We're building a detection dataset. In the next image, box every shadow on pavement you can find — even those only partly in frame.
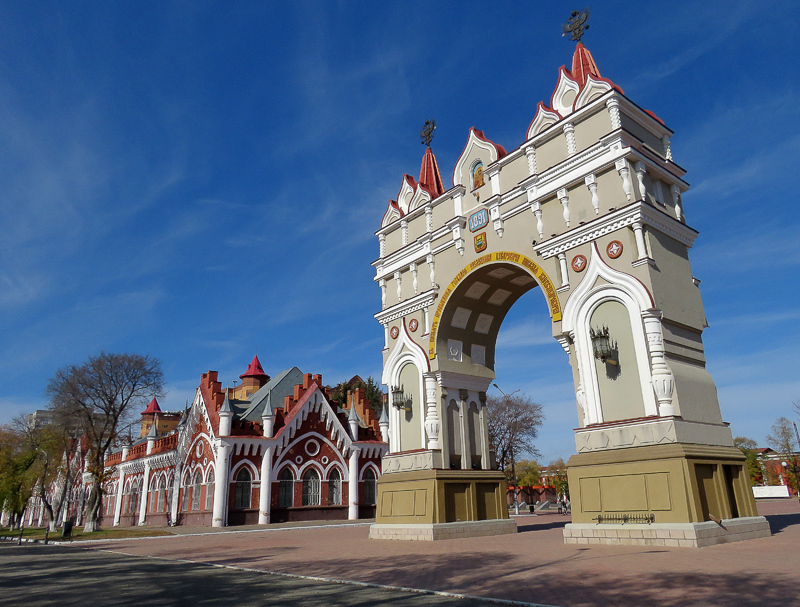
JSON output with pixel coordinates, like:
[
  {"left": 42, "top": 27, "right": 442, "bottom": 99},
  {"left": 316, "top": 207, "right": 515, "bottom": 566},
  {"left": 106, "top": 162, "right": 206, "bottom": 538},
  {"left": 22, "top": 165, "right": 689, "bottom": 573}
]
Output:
[{"left": 765, "top": 512, "right": 800, "bottom": 535}]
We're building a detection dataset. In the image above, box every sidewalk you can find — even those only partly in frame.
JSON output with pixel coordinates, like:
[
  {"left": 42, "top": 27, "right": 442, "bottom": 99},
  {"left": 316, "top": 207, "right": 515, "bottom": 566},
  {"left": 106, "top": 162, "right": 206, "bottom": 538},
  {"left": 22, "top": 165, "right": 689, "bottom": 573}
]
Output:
[{"left": 64, "top": 499, "right": 800, "bottom": 607}]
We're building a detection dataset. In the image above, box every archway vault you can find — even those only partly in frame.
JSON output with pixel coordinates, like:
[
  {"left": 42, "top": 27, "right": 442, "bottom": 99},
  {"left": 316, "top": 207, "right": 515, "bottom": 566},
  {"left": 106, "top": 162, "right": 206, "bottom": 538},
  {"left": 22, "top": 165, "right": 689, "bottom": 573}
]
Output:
[{"left": 428, "top": 251, "right": 561, "bottom": 367}]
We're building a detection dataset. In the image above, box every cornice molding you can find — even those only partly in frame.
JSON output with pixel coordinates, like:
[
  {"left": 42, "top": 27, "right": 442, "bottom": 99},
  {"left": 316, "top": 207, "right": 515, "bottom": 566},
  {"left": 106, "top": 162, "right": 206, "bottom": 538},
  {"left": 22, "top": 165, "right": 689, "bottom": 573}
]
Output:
[
  {"left": 534, "top": 201, "right": 698, "bottom": 259},
  {"left": 374, "top": 288, "right": 438, "bottom": 325}
]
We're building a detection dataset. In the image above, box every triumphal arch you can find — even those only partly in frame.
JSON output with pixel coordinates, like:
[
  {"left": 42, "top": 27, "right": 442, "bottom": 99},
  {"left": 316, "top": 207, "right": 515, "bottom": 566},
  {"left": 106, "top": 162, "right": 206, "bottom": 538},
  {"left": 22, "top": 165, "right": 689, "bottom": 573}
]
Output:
[{"left": 369, "top": 20, "right": 769, "bottom": 546}]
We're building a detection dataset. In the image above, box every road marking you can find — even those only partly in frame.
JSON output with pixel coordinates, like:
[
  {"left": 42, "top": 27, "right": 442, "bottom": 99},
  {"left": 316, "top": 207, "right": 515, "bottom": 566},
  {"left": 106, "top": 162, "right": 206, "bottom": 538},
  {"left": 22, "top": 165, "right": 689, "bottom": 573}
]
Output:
[{"left": 101, "top": 549, "right": 566, "bottom": 607}]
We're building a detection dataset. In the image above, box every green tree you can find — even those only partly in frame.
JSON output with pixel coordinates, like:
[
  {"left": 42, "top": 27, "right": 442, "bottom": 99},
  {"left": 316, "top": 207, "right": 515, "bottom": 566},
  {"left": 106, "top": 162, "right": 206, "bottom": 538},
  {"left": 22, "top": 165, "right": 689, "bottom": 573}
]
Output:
[
  {"left": 547, "top": 458, "right": 569, "bottom": 500},
  {"left": 515, "top": 459, "right": 542, "bottom": 487},
  {"left": 47, "top": 352, "right": 164, "bottom": 532},
  {"left": 0, "top": 424, "right": 39, "bottom": 528},
  {"left": 733, "top": 436, "right": 762, "bottom": 487}
]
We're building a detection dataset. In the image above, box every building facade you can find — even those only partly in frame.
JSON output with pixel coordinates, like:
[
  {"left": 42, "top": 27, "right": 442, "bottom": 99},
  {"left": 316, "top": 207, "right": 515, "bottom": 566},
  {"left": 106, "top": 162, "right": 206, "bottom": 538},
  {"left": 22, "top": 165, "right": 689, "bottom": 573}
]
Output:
[{"left": 18, "top": 357, "right": 388, "bottom": 529}]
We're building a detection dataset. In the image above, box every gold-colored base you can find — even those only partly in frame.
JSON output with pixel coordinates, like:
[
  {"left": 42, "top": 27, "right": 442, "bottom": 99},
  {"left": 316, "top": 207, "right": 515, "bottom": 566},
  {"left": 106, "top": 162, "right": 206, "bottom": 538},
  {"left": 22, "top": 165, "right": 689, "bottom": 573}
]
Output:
[
  {"left": 373, "top": 468, "right": 510, "bottom": 526},
  {"left": 567, "top": 443, "right": 759, "bottom": 525}
]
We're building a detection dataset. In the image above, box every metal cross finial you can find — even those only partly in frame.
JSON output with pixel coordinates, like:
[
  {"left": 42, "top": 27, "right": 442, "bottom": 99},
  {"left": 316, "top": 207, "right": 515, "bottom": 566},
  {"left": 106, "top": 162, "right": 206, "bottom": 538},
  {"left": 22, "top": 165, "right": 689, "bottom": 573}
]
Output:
[
  {"left": 420, "top": 119, "right": 436, "bottom": 147},
  {"left": 562, "top": 8, "right": 590, "bottom": 43}
]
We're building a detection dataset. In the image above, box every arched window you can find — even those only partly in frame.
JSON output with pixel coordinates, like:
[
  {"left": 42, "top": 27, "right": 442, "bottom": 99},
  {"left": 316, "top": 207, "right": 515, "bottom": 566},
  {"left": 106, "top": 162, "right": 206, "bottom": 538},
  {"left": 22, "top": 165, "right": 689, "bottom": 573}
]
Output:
[
  {"left": 181, "top": 473, "right": 190, "bottom": 512},
  {"left": 302, "top": 469, "right": 321, "bottom": 506},
  {"left": 205, "top": 469, "right": 215, "bottom": 511},
  {"left": 328, "top": 469, "right": 342, "bottom": 506},
  {"left": 129, "top": 480, "right": 141, "bottom": 516},
  {"left": 278, "top": 468, "right": 294, "bottom": 508},
  {"left": 192, "top": 470, "right": 203, "bottom": 511},
  {"left": 234, "top": 467, "right": 252, "bottom": 509},
  {"left": 363, "top": 468, "right": 377, "bottom": 505},
  {"left": 158, "top": 475, "right": 167, "bottom": 513},
  {"left": 472, "top": 160, "right": 485, "bottom": 190},
  {"left": 148, "top": 476, "right": 157, "bottom": 513}
]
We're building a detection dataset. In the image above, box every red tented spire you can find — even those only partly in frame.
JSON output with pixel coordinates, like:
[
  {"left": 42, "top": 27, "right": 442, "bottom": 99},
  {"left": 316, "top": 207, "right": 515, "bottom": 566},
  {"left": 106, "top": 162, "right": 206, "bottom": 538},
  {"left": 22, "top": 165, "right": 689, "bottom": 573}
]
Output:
[
  {"left": 419, "top": 147, "right": 445, "bottom": 198},
  {"left": 571, "top": 42, "right": 601, "bottom": 86},
  {"left": 240, "top": 355, "right": 268, "bottom": 380},
  {"left": 141, "top": 397, "right": 162, "bottom": 415}
]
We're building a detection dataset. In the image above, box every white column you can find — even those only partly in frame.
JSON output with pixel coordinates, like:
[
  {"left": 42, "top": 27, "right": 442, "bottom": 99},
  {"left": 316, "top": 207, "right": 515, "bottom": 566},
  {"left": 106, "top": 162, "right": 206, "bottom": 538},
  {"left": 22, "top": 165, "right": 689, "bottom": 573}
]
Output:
[
  {"left": 379, "top": 278, "right": 386, "bottom": 308},
  {"left": 557, "top": 187, "right": 570, "bottom": 228},
  {"left": 212, "top": 442, "right": 230, "bottom": 527},
  {"left": 634, "top": 161, "right": 647, "bottom": 202},
  {"left": 410, "top": 262, "right": 418, "bottom": 294},
  {"left": 525, "top": 145, "right": 537, "bottom": 176},
  {"left": 348, "top": 447, "right": 360, "bottom": 520},
  {"left": 138, "top": 463, "right": 150, "bottom": 526},
  {"left": 400, "top": 219, "right": 408, "bottom": 245},
  {"left": 585, "top": 174, "right": 600, "bottom": 215},
  {"left": 557, "top": 253, "right": 569, "bottom": 288},
  {"left": 113, "top": 468, "right": 125, "bottom": 526},
  {"left": 632, "top": 221, "right": 648, "bottom": 260},
  {"left": 615, "top": 158, "right": 633, "bottom": 201},
  {"left": 378, "top": 233, "right": 386, "bottom": 257},
  {"left": 458, "top": 390, "right": 470, "bottom": 470},
  {"left": 427, "top": 253, "right": 436, "bottom": 288},
  {"left": 606, "top": 97, "right": 621, "bottom": 130},
  {"left": 670, "top": 184, "right": 684, "bottom": 222},
  {"left": 478, "top": 393, "right": 490, "bottom": 469},
  {"left": 258, "top": 446, "right": 274, "bottom": 525},
  {"left": 170, "top": 463, "right": 182, "bottom": 525},
  {"left": 563, "top": 122, "right": 577, "bottom": 156},
  {"left": 423, "top": 374, "right": 440, "bottom": 450},
  {"left": 394, "top": 271, "right": 402, "bottom": 300},
  {"left": 642, "top": 310, "right": 677, "bottom": 417}
]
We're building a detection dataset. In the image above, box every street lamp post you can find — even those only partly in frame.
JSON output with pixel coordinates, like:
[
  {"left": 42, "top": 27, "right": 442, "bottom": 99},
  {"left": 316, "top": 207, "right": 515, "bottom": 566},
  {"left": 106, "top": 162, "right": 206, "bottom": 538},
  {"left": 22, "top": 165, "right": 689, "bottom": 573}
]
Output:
[{"left": 493, "top": 383, "right": 520, "bottom": 515}]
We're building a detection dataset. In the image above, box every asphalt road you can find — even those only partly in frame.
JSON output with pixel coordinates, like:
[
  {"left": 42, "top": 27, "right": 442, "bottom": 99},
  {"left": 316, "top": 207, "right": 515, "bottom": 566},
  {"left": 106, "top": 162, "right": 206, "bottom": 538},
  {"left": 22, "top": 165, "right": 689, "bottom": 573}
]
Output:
[{"left": 0, "top": 544, "right": 543, "bottom": 607}]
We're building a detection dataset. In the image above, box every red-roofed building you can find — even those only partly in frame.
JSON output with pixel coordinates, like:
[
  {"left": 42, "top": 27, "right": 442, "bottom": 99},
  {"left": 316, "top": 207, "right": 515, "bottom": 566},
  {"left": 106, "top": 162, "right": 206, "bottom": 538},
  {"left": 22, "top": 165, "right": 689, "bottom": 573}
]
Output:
[{"left": 83, "top": 356, "right": 389, "bottom": 528}]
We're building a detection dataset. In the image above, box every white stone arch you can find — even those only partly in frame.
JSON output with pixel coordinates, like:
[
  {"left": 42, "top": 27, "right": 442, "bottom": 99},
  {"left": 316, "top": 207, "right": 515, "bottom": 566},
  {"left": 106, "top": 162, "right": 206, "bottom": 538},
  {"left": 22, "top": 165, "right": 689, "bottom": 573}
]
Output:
[
  {"left": 203, "top": 461, "right": 216, "bottom": 483},
  {"left": 273, "top": 460, "right": 300, "bottom": 483},
  {"left": 230, "top": 458, "right": 260, "bottom": 483},
  {"left": 382, "top": 320, "right": 430, "bottom": 453},
  {"left": 562, "top": 243, "right": 656, "bottom": 425},
  {"left": 323, "top": 460, "right": 347, "bottom": 480},
  {"left": 359, "top": 461, "right": 381, "bottom": 481}
]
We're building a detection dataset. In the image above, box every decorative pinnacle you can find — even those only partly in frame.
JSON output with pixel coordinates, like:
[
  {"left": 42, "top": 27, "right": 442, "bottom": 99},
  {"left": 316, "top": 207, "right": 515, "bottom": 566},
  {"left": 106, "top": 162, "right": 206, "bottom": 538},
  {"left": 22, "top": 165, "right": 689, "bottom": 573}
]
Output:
[
  {"left": 420, "top": 119, "right": 436, "bottom": 147},
  {"left": 562, "top": 8, "right": 590, "bottom": 43}
]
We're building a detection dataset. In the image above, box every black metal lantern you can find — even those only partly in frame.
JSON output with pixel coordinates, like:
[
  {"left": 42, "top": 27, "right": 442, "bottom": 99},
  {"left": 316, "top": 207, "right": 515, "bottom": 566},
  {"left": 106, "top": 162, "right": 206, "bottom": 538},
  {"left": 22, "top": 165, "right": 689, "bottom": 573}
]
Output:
[
  {"left": 590, "top": 326, "right": 617, "bottom": 365},
  {"left": 391, "top": 385, "right": 412, "bottom": 411}
]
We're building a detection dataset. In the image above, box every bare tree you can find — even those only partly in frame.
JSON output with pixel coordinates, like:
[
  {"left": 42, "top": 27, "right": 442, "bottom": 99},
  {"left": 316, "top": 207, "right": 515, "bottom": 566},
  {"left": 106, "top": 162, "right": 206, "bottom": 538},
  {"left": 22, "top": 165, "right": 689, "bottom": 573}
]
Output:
[
  {"left": 767, "top": 417, "right": 800, "bottom": 496},
  {"left": 486, "top": 390, "right": 544, "bottom": 513},
  {"left": 46, "top": 352, "right": 164, "bottom": 532}
]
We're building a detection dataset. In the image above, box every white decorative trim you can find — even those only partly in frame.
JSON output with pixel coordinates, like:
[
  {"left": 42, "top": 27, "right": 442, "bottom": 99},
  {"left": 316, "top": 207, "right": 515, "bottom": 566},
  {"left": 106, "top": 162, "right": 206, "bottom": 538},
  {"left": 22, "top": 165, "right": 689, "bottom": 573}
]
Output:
[
  {"left": 375, "top": 288, "right": 438, "bottom": 325},
  {"left": 527, "top": 104, "right": 561, "bottom": 140},
  {"left": 574, "top": 75, "right": 613, "bottom": 111},
  {"left": 562, "top": 243, "right": 656, "bottom": 425},
  {"left": 533, "top": 201, "right": 698, "bottom": 260},
  {"left": 453, "top": 130, "right": 503, "bottom": 190},
  {"left": 551, "top": 68, "right": 581, "bottom": 117}
]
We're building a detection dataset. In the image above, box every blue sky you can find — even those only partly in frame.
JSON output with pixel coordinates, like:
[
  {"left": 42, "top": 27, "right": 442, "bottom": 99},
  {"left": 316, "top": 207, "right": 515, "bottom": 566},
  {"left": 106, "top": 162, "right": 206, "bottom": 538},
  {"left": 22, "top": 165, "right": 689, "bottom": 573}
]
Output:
[{"left": 1, "top": 1, "right": 798, "bottom": 464}]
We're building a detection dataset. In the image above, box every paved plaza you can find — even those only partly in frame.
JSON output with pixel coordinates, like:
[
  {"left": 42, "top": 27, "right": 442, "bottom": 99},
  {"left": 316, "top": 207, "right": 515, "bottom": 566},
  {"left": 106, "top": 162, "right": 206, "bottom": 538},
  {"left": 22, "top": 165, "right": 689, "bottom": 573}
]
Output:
[{"left": 2, "top": 500, "right": 799, "bottom": 607}]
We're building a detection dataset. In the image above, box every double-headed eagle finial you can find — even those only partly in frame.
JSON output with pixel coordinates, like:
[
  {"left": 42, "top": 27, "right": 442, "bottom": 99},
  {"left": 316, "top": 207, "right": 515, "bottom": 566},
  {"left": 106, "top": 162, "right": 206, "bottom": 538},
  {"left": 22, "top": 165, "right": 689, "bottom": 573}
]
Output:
[
  {"left": 420, "top": 119, "right": 436, "bottom": 148},
  {"left": 562, "top": 8, "right": 590, "bottom": 43}
]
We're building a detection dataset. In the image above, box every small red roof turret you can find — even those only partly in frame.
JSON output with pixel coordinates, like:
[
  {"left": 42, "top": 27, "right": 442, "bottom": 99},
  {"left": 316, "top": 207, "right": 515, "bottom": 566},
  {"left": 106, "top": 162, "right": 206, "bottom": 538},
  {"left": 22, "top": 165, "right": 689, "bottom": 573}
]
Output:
[
  {"left": 141, "top": 397, "right": 162, "bottom": 415},
  {"left": 570, "top": 42, "right": 601, "bottom": 87},
  {"left": 418, "top": 146, "right": 445, "bottom": 199},
  {"left": 240, "top": 355, "right": 268, "bottom": 380}
]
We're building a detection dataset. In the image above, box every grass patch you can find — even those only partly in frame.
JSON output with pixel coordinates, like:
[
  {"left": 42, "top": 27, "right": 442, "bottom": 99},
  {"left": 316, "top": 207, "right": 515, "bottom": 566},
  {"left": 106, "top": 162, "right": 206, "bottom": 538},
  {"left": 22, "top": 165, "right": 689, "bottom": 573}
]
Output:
[{"left": 1, "top": 526, "right": 174, "bottom": 542}]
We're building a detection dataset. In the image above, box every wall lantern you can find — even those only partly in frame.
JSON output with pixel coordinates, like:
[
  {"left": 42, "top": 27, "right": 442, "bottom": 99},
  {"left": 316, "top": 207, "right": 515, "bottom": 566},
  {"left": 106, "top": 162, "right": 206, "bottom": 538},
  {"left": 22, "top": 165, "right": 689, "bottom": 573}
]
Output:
[
  {"left": 590, "top": 326, "right": 618, "bottom": 365},
  {"left": 391, "top": 385, "right": 412, "bottom": 411}
]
